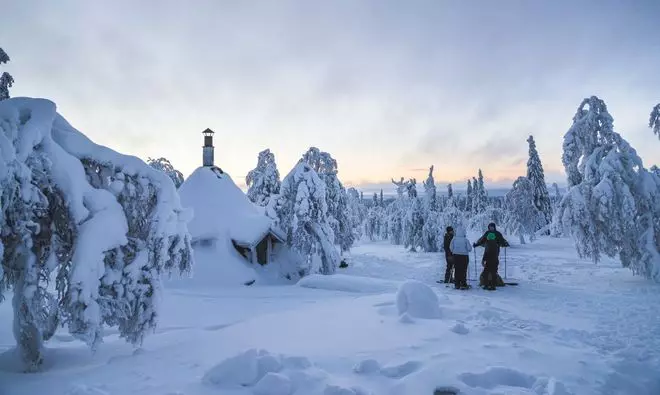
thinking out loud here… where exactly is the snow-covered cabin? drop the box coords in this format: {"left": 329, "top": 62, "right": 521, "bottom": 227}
{"left": 179, "top": 129, "right": 284, "bottom": 267}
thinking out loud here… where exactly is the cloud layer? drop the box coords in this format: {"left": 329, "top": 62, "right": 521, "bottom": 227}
{"left": 3, "top": 0, "right": 659, "bottom": 193}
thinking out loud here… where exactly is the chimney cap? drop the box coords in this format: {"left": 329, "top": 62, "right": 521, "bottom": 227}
{"left": 202, "top": 128, "right": 215, "bottom": 136}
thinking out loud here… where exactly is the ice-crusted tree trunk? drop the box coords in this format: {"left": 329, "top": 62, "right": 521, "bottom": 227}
{"left": 526, "top": 135, "right": 553, "bottom": 229}
{"left": 503, "top": 177, "right": 543, "bottom": 244}
{"left": 0, "top": 98, "right": 193, "bottom": 371}
{"left": 246, "top": 149, "right": 281, "bottom": 207}
{"left": 650, "top": 103, "right": 660, "bottom": 140}
{"left": 558, "top": 96, "right": 660, "bottom": 281}
{"left": 147, "top": 157, "right": 184, "bottom": 188}
{"left": 0, "top": 47, "right": 14, "bottom": 100}
{"left": 275, "top": 162, "right": 339, "bottom": 275}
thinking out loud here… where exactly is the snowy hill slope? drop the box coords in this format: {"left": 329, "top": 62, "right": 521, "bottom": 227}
{"left": 1, "top": 236, "right": 659, "bottom": 394}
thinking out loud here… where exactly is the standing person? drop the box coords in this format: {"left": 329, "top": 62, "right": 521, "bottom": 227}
{"left": 473, "top": 222, "right": 509, "bottom": 290}
{"left": 449, "top": 227, "right": 472, "bottom": 289}
{"left": 442, "top": 226, "right": 455, "bottom": 283}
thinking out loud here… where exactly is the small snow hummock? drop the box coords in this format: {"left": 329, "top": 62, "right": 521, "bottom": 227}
{"left": 297, "top": 274, "right": 398, "bottom": 294}
{"left": 396, "top": 280, "right": 442, "bottom": 319}
{"left": 451, "top": 322, "right": 470, "bottom": 335}
{"left": 253, "top": 372, "right": 292, "bottom": 395}
{"left": 202, "top": 349, "right": 260, "bottom": 387}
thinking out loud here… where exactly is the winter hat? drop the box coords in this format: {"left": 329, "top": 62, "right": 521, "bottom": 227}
{"left": 446, "top": 226, "right": 454, "bottom": 232}
{"left": 488, "top": 222, "right": 497, "bottom": 230}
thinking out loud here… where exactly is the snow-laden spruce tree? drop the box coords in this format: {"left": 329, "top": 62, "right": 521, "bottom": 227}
{"left": 346, "top": 187, "right": 364, "bottom": 241}
{"left": 404, "top": 196, "right": 425, "bottom": 252}
{"left": 526, "top": 136, "right": 553, "bottom": 228}
{"left": 650, "top": 103, "right": 660, "bottom": 140}
{"left": 465, "top": 179, "right": 473, "bottom": 212}
{"left": 0, "top": 98, "right": 193, "bottom": 371}
{"left": 147, "top": 157, "right": 184, "bottom": 188}
{"left": 558, "top": 96, "right": 660, "bottom": 281}
{"left": 388, "top": 178, "right": 408, "bottom": 245}
{"left": 300, "top": 148, "right": 354, "bottom": 254}
{"left": 447, "top": 183, "right": 453, "bottom": 199}
{"left": 246, "top": 148, "right": 281, "bottom": 207}
{"left": 1, "top": 47, "right": 14, "bottom": 100}
{"left": 420, "top": 166, "right": 440, "bottom": 251}
{"left": 473, "top": 170, "right": 488, "bottom": 215}
{"left": 274, "top": 162, "right": 339, "bottom": 275}
{"left": 503, "top": 177, "right": 544, "bottom": 244}
{"left": 423, "top": 165, "right": 437, "bottom": 211}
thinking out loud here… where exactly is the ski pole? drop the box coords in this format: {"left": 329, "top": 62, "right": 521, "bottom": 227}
{"left": 504, "top": 247, "right": 507, "bottom": 280}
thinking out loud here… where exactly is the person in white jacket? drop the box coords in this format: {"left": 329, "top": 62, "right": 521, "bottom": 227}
{"left": 449, "top": 227, "right": 473, "bottom": 289}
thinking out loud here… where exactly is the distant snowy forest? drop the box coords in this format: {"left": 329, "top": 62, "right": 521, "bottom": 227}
{"left": 0, "top": 43, "right": 659, "bottom": 371}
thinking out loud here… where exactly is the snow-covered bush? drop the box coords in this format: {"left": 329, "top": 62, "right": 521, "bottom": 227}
{"left": 558, "top": 96, "right": 660, "bottom": 281}
{"left": 273, "top": 162, "right": 339, "bottom": 276}
{"left": 0, "top": 98, "right": 193, "bottom": 370}
{"left": 246, "top": 148, "right": 281, "bottom": 207}
{"left": 147, "top": 157, "right": 184, "bottom": 188}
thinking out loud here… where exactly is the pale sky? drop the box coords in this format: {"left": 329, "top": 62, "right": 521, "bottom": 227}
{"left": 2, "top": 0, "right": 659, "bottom": 193}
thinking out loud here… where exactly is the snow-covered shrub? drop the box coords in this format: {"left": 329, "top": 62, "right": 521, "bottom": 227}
{"left": 147, "top": 157, "right": 184, "bottom": 188}
{"left": 558, "top": 96, "right": 660, "bottom": 281}
{"left": 0, "top": 98, "right": 193, "bottom": 370}
{"left": 246, "top": 148, "right": 281, "bottom": 207}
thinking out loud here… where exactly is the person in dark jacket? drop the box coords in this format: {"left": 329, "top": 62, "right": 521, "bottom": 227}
{"left": 473, "top": 222, "right": 509, "bottom": 290}
{"left": 442, "top": 226, "right": 455, "bottom": 283}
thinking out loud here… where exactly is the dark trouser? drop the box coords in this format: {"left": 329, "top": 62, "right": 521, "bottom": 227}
{"left": 453, "top": 255, "right": 469, "bottom": 288}
{"left": 483, "top": 258, "right": 499, "bottom": 286}
{"left": 444, "top": 255, "right": 454, "bottom": 283}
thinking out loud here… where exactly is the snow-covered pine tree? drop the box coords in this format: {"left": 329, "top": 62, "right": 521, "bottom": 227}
{"left": 0, "top": 47, "right": 13, "bottom": 101}
{"left": 423, "top": 165, "right": 437, "bottom": 211}
{"left": 147, "top": 157, "right": 185, "bottom": 188}
{"left": 379, "top": 189, "right": 384, "bottom": 207}
{"left": 388, "top": 178, "right": 407, "bottom": 245}
{"left": 0, "top": 98, "right": 193, "bottom": 370}
{"left": 526, "top": 136, "right": 553, "bottom": 229}
{"left": 300, "top": 148, "right": 354, "bottom": 254}
{"left": 404, "top": 196, "right": 425, "bottom": 252}
{"left": 465, "top": 179, "right": 473, "bottom": 212}
{"left": 503, "top": 177, "right": 544, "bottom": 244}
{"left": 246, "top": 149, "right": 281, "bottom": 207}
{"left": 475, "top": 170, "right": 488, "bottom": 214}
{"left": 346, "top": 187, "right": 364, "bottom": 241}
{"left": 558, "top": 96, "right": 660, "bottom": 281}
{"left": 447, "top": 183, "right": 453, "bottom": 199}
{"left": 650, "top": 103, "right": 660, "bottom": 140}
{"left": 275, "top": 162, "right": 339, "bottom": 275}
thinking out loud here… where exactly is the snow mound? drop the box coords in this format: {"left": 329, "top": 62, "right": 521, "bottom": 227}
{"left": 324, "top": 384, "right": 371, "bottom": 395}
{"left": 66, "top": 385, "right": 109, "bottom": 395}
{"left": 202, "top": 349, "right": 259, "bottom": 387}
{"left": 297, "top": 274, "right": 398, "bottom": 293}
{"left": 253, "top": 372, "right": 292, "bottom": 395}
{"left": 451, "top": 322, "right": 469, "bottom": 335}
{"left": 353, "top": 359, "right": 381, "bottom": 375}
{"left": 203, "top": 349, "right": 317, "bottom": 393}
{"left": 396, "top": 281, "right": 442, "bottom": 319}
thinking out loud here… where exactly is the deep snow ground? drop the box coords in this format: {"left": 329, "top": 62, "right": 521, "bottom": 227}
{"left": 1, "top": 236, "right": 659, "bottom": 395}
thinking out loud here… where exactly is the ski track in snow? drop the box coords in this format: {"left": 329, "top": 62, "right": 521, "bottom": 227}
{"left": 0, "top": 236, "right": 659, "bottom": 394}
